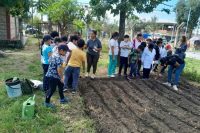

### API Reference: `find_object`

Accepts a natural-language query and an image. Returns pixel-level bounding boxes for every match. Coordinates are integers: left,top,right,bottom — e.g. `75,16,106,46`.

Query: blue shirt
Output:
41,44,52,64
87,38,102,55
46,55,63,79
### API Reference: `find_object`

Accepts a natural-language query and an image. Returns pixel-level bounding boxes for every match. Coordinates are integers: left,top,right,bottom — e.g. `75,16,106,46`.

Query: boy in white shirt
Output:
141,43,156,79
118,35,132,76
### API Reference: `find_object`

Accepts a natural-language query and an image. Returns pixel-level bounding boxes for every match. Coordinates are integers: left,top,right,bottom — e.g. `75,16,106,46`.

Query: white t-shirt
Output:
67,42,77,50
160,47,167,58
120,41,132,57
109,39,119,55
142,47,156,69
133,38,141,49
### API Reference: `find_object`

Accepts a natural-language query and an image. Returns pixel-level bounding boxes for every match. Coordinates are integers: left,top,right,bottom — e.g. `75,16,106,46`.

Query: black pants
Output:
143,68,151,79
45,77,65,103
119,56,128,75
87,53,99,74
42,64,49,91
137,60,141,75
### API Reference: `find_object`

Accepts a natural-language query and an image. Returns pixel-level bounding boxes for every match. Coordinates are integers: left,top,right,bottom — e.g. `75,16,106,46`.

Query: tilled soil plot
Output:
79,78,200,133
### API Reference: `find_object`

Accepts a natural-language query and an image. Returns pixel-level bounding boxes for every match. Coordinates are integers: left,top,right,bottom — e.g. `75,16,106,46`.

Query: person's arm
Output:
95,40,102,52
57,58,64,82
66,51,72,65
47,47,53,57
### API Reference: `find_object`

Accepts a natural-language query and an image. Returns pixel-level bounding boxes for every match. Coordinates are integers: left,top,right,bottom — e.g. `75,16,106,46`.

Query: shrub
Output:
0,40,23,49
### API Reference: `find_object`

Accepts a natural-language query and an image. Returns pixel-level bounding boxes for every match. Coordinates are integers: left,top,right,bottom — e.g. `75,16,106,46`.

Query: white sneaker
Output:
85,73,89,77
163,82,171,87
110,75,115,78
91,74,95,79
173,85,178,91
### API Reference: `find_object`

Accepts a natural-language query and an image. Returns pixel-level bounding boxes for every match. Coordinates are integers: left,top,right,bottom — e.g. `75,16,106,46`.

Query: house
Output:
0,6,19,40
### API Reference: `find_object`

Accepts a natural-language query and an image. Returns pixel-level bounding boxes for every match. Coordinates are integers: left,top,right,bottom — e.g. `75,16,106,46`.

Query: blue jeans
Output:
168,64,185,85
108,55,118,76
129,63,137,77
64,66,80,91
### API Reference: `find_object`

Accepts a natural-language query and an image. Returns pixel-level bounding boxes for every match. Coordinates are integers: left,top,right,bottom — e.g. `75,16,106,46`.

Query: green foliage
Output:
90,0,170,39
38,0,85,34
0,0,31,17
0,40,23,49
183,58,200,83
175,0,200,36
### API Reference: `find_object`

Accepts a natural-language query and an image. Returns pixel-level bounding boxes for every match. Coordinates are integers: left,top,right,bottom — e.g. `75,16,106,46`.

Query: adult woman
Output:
108,32,119,77
85,30,102,79
175,36,188,60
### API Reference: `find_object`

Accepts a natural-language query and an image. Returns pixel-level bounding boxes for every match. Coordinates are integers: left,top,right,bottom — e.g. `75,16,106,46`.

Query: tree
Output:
90,0,170,41
38,0,84,35
176,0,200,38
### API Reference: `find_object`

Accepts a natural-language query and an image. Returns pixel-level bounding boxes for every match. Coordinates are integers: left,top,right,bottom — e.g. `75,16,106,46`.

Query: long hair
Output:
181,36,187,44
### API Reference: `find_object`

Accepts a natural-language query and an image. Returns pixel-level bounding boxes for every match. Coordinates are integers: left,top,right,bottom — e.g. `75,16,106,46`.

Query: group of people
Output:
107,33,187,91
41,30,102,108
40,30,187,108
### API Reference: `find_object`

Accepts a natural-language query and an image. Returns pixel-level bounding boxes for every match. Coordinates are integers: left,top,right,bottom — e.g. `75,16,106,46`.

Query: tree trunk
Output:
18,17,23,42
118,9,126,42
188,29,193,39
48,17,53,33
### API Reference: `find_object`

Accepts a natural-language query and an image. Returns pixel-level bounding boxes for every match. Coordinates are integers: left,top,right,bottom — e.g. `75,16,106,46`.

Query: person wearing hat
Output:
45,44,70,108
41,34,53,92
141,43,156,79
161,55,185,91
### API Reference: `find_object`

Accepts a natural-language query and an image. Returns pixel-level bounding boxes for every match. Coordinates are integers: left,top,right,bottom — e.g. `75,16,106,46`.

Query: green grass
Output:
183,58,200,83
0,37,95,133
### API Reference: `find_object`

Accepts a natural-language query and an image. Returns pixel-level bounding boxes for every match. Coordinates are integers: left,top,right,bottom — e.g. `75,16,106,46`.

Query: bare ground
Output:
79,77,200,133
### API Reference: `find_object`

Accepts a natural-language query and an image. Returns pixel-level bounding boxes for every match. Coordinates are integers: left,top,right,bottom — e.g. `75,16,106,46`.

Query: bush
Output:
0,40,23,49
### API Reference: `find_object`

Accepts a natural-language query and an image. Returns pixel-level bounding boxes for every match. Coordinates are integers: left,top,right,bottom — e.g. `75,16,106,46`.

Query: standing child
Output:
45,44,69,108
41,35,53,92
118,35,132,76
141,43,156,79
108,32,119,78
64,39,86,94
128,45,144,79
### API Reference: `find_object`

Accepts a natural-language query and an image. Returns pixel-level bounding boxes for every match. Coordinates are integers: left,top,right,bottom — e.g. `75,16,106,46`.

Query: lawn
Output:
0,37,95,133
183,58,200,83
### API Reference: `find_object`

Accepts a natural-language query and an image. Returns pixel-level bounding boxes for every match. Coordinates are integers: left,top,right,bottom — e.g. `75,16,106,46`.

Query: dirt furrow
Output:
128,80,200,133
143,80,200,130
108,81,176,133
147,80,200,116
80,81,129,133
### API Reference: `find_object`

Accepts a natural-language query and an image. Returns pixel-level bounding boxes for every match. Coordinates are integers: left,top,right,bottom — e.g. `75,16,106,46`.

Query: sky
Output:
77,0,178,23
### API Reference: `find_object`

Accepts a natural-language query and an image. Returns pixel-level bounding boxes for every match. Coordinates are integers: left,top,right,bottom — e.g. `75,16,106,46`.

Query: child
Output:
52,38,62,56
64,39,86,94
41,35,53,92
128,45,144,79
153,40,162,72
108,32,119,78
45,44,69,108
118,35,132,76
141,43,156,79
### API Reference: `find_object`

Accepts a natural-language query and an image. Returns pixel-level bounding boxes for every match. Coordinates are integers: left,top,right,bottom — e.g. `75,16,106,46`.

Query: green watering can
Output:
22,95,35,119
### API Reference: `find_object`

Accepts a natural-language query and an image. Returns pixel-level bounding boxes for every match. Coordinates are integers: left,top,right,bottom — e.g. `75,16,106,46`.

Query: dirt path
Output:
79,78,200,133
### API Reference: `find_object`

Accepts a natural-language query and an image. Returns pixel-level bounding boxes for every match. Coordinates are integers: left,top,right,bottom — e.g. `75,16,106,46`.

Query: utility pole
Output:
185,7,191,36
